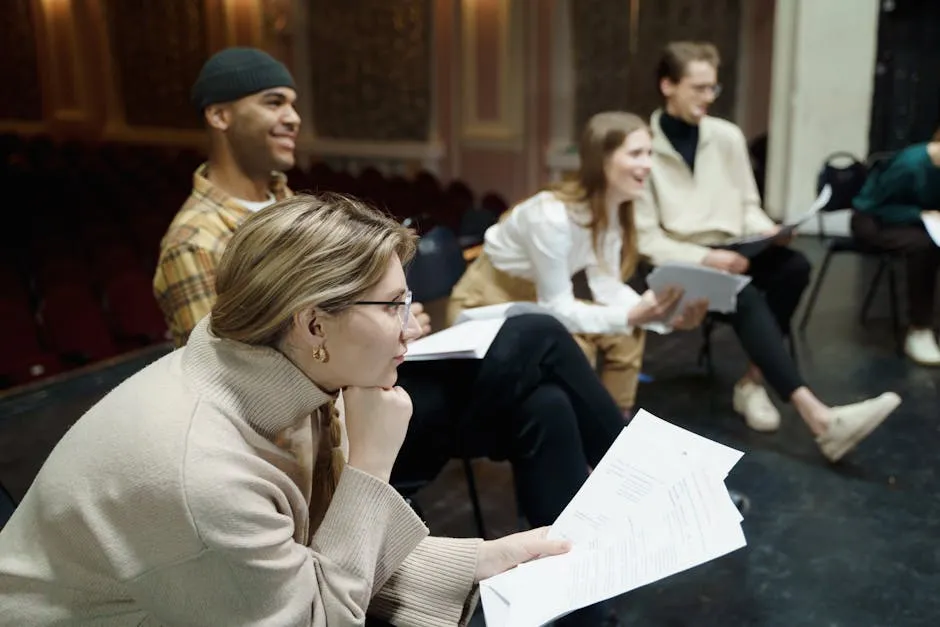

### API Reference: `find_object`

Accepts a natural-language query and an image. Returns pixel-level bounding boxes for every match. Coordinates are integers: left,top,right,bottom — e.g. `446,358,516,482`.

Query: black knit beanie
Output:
190,47,296,111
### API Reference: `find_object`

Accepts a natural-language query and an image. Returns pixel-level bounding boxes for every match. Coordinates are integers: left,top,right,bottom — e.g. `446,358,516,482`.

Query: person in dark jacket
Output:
853,130,940,365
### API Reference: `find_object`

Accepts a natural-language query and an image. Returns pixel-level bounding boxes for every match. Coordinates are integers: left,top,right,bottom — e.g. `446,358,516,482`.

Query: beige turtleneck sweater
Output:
0,317,481,626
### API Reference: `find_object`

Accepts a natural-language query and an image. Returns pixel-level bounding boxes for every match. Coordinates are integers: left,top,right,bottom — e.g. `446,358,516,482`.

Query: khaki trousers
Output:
448,253,645,410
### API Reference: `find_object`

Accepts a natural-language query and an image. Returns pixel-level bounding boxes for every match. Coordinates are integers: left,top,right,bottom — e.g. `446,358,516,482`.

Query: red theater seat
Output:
39,283,117,365
104,270,169,347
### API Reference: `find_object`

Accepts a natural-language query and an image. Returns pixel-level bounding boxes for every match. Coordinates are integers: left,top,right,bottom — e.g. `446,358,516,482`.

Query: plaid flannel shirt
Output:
153,164,291,347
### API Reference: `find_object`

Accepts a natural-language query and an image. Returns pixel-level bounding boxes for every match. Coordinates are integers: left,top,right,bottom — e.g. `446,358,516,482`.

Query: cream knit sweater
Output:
0,317,481,626
633,109,777,266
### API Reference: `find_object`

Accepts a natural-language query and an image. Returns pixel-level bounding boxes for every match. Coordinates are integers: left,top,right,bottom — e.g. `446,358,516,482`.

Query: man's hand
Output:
409,301,432,339
762,224,794,246
702,249,750,274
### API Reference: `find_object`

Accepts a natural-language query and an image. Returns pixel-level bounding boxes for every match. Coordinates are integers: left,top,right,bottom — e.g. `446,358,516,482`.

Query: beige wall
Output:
765,0,880,233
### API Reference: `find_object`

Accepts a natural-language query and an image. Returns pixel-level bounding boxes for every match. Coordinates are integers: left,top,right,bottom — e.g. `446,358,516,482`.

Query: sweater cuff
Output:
603,306,632,334
313,466,428,590
371,537,482,627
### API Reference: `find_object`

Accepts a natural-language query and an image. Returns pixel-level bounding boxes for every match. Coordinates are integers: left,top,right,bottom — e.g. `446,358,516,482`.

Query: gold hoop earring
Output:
312,345,330,363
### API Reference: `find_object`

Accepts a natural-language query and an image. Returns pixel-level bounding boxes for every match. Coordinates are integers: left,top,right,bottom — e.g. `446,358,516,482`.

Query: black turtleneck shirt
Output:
659,110,699,172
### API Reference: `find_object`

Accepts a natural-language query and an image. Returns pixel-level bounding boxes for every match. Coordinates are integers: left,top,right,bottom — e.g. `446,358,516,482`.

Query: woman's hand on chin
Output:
343,386,413,482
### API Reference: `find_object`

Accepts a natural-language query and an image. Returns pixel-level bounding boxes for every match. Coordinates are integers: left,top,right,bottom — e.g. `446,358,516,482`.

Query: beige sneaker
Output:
816,392,901,462
905,329,940,366
732,380,781,432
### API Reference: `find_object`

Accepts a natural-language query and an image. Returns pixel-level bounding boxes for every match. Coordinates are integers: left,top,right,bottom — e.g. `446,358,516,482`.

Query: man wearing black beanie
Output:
155,47,299,344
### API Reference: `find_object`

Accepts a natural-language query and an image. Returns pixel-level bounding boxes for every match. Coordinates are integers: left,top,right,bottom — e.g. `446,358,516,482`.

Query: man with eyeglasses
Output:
632,41,900,454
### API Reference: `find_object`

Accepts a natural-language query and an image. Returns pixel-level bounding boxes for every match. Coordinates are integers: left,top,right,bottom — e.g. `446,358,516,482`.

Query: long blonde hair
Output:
211,192,417,522
551,111,647,279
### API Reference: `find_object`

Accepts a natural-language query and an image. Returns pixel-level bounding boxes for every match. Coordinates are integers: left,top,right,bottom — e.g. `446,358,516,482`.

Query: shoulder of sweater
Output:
513,190,576,226
702,116,747,146
91,353,285,523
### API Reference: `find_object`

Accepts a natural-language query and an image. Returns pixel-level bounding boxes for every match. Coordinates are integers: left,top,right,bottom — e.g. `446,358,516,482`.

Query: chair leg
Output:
799,249,834,331
462,456,488,539
698,319,714,374
887,260,904,355
860,257,888,326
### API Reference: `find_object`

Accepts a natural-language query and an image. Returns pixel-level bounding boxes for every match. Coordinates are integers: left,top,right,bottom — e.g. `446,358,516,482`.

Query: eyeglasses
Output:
691,83,722,98
353,289,413,330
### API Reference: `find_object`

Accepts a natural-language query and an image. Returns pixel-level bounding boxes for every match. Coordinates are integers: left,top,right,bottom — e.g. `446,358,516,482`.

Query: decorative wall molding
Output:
546,0,576,158
224,0,263,47
459,0,524,150
299,137,446,174
0,0,43,123
38,0,92,127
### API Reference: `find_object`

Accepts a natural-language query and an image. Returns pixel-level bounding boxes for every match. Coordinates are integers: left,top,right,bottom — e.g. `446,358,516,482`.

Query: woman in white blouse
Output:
448,111,708,412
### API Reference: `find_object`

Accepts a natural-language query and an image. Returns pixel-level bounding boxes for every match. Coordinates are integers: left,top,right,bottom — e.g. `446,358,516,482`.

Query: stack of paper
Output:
404,318,504,361
480,409,746,627
646,263,751,314
454,302,553,324
922,211,940,247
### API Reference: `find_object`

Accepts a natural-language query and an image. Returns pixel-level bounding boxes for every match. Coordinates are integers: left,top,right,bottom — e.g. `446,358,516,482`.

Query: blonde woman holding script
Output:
0,195,572,627
448,111,708,414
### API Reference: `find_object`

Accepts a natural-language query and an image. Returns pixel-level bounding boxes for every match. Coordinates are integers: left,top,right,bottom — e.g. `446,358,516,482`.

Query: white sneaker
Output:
732,380,781,432
816,392,901,462
905,329,940,366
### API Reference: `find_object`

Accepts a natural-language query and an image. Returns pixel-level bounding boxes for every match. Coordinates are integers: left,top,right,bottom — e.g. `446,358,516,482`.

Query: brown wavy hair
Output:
551,111,648,279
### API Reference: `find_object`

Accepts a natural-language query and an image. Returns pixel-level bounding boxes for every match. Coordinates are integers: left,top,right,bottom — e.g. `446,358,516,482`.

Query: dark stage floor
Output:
1,238,937,626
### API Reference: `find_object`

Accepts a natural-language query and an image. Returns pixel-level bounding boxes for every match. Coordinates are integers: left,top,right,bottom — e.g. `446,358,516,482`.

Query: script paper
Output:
403,318,504,361
480,410,746,627
719,183,833,258
922,212,940,248
459,302,673,336
454,302,553,324
646,263,752,314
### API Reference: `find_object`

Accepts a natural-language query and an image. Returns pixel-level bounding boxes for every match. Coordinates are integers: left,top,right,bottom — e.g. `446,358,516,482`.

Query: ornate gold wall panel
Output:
570,0,741,130
102,0,210,129
307,0,432,141
0,0,43,121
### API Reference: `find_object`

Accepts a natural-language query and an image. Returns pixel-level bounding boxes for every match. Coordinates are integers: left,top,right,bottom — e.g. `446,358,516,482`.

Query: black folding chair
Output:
798,151,904,354
398,219,496,538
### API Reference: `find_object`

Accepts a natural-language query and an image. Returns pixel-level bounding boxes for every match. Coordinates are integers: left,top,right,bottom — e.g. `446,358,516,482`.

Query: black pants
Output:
851,212,940,327
712,246,811,399
391,313,625,625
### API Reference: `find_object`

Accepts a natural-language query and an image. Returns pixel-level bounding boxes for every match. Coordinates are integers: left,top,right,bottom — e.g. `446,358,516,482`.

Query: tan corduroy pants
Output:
448,253,645,410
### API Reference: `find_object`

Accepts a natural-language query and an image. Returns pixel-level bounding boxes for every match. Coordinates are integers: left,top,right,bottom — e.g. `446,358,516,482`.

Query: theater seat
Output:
0,299,61,388
39,283,117,366
103,270,170,347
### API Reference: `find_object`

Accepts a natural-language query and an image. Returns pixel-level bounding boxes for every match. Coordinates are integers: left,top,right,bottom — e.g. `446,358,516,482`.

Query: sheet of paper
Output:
549,410,743,545
787,183,832,228
922,211,940,247
454,302,554,324
487,468,746,627
625,409,744,479
718,184,833,258
403,318,504,361
481,409,747,627
646,262,752,314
